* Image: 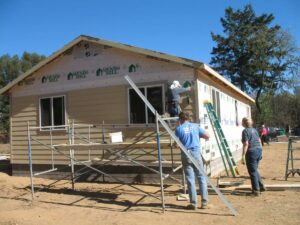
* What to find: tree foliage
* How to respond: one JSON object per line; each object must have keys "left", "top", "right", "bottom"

{"left": 0, "top": 52, "right": 45, "bottom": 139}
{"left": 252, "top": 87, "right": 300, "bottom": 128}
{"left": 210, "top": 4, "right": 300, "bottom": 114}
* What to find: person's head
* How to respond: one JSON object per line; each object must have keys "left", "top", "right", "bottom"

{"left": 179, "top": 111, "right": 190, "bottom": 124}
{"left": 242, "top": 117, "right": 253, "bottom": 128}
{"left": 170, "top": 80, "right": 181, "bottom": 89}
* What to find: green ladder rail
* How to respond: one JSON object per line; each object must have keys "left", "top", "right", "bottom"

{"left": 285, "top": 136, "right": 300, "bottom": 180}
{"left": 204, "top": 102, "right": 239, "bottom": 177}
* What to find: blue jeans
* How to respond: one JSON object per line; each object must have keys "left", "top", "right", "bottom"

{"left": 181, "top": 149, "right": 208, "bottom": 206}
{"left": 168, "top": 102, "right": 180, "bottom": 117}
{"left": 245, "top": 148, "right": 264, "bottom": 192}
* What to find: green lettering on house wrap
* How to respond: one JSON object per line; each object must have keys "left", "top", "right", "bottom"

{"left": 96, "top": 66, "right": 120, "bottom": 76}
{"left": 41, "top": 74, "right": 60, "bottom": 83}
{"left": 18, "top": 77, "right": 35, "bottom": 86}
{"left": 67, "top": 70, "right": 88, "bottom": 80}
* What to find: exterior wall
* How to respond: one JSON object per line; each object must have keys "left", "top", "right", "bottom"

{"left": 11, "top": 41, "right": 194, "bottom": 98}
{"left": 11, "top": 95, "right": 40, "bottom": 165}
{"left": 10, "top": 40, "right": 194, "bottom": 168}
{"left": 195, "top": 70, "right": 252, "bottom": 176}
{"left": 9, "top": 39, "right": 253, "bottom": 178}
{"left": 68, "top": 85, "right": 128, "bottom": 124}
{"left": 10, "top": 88, "right": 185, "bottom": 166}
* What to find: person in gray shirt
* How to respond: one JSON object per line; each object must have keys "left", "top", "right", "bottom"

{"left": 241, "top": 117, "right": 266, "bottom": 196}
{"left": 167, "top": 80, "right": 191, "bottom": 117}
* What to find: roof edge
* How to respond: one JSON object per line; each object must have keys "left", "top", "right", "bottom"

{"left": 200, "top": 64, "right": 255, "bottom": 103}
{"left": 80, "top": 35, "right": 203, "bottom": 68}
{"left": 0, "top": 35, "right": 254, "bottom": 104}
{"left": 0, "top": 35, "right": 203, "bottom": 95}
{"left": 0, "top": 36, "right": 84, "bottom": 95}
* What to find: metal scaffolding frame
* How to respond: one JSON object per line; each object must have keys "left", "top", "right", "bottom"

{"left": 26, "top": 74, "right": 237, "bottom": 215}
{"left": 27, "top": 119, "right": 186, "bottom": 211}
{"left": 285, "top": 136, "right": 300, "bottom": 180}
{"left": 124, "top": 75, "right": 237, "bottom": 215}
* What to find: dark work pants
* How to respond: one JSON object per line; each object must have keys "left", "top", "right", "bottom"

{"left": 261, "top": 135, "right": 269, "bottom": 145}
{"left": 245, "top": 148, "right": 264, "bottom": 192}
{"left": 168, "top": 102, "right": 180, "bottom": 117}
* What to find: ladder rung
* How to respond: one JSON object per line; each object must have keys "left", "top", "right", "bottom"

{"left": 204, "top": 102, "right": 238, "bottom": 178}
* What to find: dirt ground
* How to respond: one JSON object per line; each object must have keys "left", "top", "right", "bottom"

{"left": 0, "top": 142, "right": 299, "bottom": 225}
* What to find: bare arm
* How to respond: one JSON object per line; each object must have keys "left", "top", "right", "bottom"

{"left": 201, "top": 130, "right": 210, "bottom": 140}
{"left": 242, "top": 141, "right": 249, "bottom": 155}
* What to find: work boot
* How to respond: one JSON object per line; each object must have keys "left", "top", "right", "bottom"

{"left": 260, "top": 186, "right": 267, "bottom": 192}
{"left": 186, "top": 204, "right": 197, "bottom": 210}
{"left": 252, "top": 190, "right": 260, "bottom": 196}
{"left": 201, "top": 203, "right": 208, "bottom": 209}
{"left": 201, "top": 200, "right": 208, "bottom": 209}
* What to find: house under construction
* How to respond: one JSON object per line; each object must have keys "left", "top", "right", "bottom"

{"left": 0, "top": 35, "right": 254, "bottom": 181}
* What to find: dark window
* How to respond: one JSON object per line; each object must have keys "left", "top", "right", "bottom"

{"left": 247, "top": 106, "right": 250, "bottom": 118}
{"left": 53, "top": 97, "right": 65, "bottom": 126}
{"left": 212, "top": 89, "right": 221, "bottom": 120}
{"left": 147, "top": 87, "right": 163, "bottom": 123}
{"left": 40, "top": 96, "right": 65, "bottom": 130}
{"left": 129, "top": 88, "right": 146, "bottom": 123}
{"left": 235, "top": 100, "right": 239, "bottom": 126}
{"left": 212, "top": 89, "right": 216, "bottom": 113}
{"left": 216, "top": 91, "right": 221, "bottom": 120}
{"left": 40, "top": 98, "right": 51, "bottom": 127}
{"left": 129, "top": 86, "right": 164, "bottom": 124}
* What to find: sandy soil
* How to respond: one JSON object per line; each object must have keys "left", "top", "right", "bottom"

{"left": 0, "top": 142, "right": 299, "bottom": 225}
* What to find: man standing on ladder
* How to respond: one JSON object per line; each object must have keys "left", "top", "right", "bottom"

{"left": 175, "top": 111, "right": 210, "bottom": 210}
{"left": 167, "top": 80, "right": 191, "bottom": 117}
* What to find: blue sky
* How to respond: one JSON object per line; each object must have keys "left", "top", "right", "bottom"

{"left": 0, "top": 0, "right": 299, "bottom": 64}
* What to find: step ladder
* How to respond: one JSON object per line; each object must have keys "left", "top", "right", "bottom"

{"left": 204, "top": 102, "right": 239, "bottom": 177}
{"left": 125, "top": 75, "right": 237, "bottom": 216}
{"left": 285, "top": 136, "right": 300, "bottom": 180}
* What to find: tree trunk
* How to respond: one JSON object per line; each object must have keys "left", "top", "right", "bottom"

{"left": 255, "top": 89, "right": 262, "bottom": 114}
{"left": 240, "top": 79, "right": 245, "bottom": 92}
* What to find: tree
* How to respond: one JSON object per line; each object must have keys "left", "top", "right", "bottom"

{"left": 0, "top": 52, "right": 45, "bottom": 139}
{"left": 251, "top": 87, "right": 300, "bottom": 128}
{"left": 210, "top": 4, "right": 300, "bottom": 114}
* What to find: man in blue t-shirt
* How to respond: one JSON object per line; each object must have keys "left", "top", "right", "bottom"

{"left": 175, "top": 111, "right": 209, "bottom": 210}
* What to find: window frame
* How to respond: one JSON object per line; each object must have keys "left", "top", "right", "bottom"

{"left": 235, "top": 100, "right": 239, "bottom": 126}
{"left": 127, "top": 84, "right": 165, "bottom": 124}
{"left": 211, "top": 88, "right": 221, "bottom": 121}
{"left": 39, "top": 95, "right": 67, "bottom": 131}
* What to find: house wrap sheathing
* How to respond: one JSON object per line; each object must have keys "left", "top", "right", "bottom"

{"left": 0, "top": 35, "right": 254, "bottom": 179}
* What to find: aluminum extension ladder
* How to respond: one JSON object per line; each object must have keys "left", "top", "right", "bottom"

{"left": 125, "top": 75, "right": 237, "bottom": 216}
{"left": 285, "top": 136, "right": 300, "bottom": 180}
{"left": 204, "top": 102, "right": 239, "bottom": 177}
